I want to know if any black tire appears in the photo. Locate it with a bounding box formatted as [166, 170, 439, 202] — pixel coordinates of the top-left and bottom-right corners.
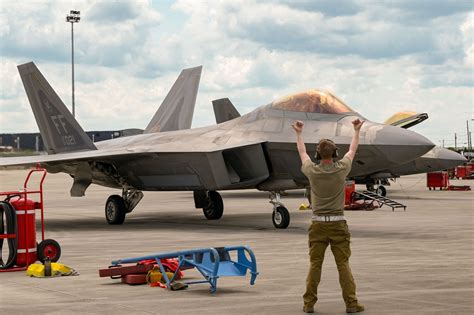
[105, 195, 127, 225]
[203, 191, 224, 220]
[376, 186, 387, 196]
[37, 239, 61, 263]
[272, 206, 290, 229]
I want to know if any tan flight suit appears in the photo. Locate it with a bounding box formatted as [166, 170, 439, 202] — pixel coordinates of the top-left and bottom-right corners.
[301, 156, 359, 309]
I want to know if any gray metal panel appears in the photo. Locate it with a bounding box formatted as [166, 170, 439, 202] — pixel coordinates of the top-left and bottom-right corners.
[144, 66, 202, 133]
[139, 175, 201, 187]
[212, 98, 241, 123]
[17, 62, 97, 154]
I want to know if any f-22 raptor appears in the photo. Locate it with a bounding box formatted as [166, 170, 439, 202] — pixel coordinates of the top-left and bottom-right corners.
[213, 100, 466, 197]
[1, 62, 436, 229]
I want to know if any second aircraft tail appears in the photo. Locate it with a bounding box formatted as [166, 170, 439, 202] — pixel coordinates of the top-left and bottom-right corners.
[145, 66, 202, 133]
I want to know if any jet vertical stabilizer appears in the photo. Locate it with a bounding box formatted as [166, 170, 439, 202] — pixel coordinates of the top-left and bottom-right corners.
[17, 62, 97, 154]
[145, 66, 202, 133]
[212, 98, 241, 123]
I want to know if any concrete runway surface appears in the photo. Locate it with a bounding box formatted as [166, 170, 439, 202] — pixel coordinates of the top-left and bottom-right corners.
[0, 170, 473, 314]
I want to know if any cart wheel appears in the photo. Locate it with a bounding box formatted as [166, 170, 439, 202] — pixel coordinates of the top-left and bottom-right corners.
[272, 206, 290, 229]
[376, 186, 387, 196]
[105, 195, 126, 225]
[37, 239, 61, 263]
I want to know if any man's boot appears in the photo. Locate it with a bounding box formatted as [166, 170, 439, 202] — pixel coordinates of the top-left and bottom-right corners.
[303, 305, 314, 313]
[346, 303, 364, 313]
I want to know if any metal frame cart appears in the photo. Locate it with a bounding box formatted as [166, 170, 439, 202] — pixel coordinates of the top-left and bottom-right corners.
[109, 246, 258, 293]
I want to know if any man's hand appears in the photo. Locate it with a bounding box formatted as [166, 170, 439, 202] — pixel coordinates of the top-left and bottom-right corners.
[292, 120, 304, 133]
[293, 121, 310, 163]
[345, 119, 364, 162]
[352, 119, 365, 131]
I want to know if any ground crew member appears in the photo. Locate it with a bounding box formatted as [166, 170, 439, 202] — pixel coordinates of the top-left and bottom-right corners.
[292, 119, 365, 314]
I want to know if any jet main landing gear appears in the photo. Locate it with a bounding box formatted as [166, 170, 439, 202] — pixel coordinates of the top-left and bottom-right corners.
[269, 192, 290, 229]
[105, 189, 144, 225]
[194, 190, 224, 220]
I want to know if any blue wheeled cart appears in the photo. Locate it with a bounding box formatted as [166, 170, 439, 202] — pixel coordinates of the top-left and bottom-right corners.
[111, 246, 258, 293]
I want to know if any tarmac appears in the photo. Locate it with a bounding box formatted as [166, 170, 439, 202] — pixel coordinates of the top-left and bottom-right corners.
[0, 169, 473, 315]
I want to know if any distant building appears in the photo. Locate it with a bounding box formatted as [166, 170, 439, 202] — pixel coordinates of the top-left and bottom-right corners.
[0, 129, 143, 152]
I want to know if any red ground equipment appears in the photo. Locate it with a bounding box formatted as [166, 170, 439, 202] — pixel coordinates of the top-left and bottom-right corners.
[455, 166, 468, 179]
[467, 162, 474, 174]
[0, 166, 61, 272]
[427, 171, 449, 190]
[426, 171, 471, 191]
[344, 181, 355, 205]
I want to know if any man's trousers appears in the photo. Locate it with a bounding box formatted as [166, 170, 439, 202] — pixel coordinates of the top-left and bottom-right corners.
[303, 221, 358, 307]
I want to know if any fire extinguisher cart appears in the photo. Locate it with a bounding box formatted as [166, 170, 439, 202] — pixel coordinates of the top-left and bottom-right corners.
[0, 167, 61, 272]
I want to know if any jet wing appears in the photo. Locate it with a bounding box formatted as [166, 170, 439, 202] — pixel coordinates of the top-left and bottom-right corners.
[0, 139, 270, 194]
[384, 111, 428, 129]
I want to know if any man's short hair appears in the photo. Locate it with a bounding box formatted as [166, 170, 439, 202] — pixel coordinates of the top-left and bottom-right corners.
[317, 139, 338, 159]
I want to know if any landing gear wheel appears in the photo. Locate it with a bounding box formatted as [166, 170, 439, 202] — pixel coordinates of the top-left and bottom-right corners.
[37, 239, 61, 263]
[272, 206, 290, 229]
[203, 191, 224, 220]
[105, 195, 127, 225]
[376, 186, 387, 196]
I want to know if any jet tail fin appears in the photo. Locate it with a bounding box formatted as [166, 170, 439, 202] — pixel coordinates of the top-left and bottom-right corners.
[17, 62, 97, 154]
[212, 98, 241, 123]
[145, 66, 202, 133]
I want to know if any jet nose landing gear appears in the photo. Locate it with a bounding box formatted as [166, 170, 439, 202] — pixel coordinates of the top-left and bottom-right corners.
[269, 192, 290, 229]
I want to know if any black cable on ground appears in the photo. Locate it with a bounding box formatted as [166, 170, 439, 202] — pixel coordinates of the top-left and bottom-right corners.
[0, 201, 17, 269]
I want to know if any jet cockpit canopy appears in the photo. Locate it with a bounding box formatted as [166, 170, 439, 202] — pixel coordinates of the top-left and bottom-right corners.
[272, 89, 356, 114]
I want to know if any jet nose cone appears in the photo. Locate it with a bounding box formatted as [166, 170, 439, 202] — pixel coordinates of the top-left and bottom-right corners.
[433, 147, 467, 168]
[371, 124, 435, 164]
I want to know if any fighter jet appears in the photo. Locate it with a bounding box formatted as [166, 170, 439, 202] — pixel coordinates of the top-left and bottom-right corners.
[213, 101, 465, 196]
[0, 62, 435, 229]
[351, 112, 466, 195]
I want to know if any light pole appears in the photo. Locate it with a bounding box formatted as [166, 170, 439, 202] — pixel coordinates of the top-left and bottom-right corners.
[66, 10, 80, 117]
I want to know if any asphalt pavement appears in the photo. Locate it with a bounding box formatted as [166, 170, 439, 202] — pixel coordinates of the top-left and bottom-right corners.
[0, 170, 473, 314]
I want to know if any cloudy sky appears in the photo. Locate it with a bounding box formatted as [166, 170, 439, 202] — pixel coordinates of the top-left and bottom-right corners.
[0, 0, 472, 148]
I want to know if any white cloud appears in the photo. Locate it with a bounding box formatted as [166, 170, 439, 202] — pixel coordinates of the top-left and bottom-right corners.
[460, 12, 474, 66]
[0, 0, 472, 147]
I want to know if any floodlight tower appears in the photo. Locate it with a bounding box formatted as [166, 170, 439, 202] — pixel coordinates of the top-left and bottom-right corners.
[66, 10, 80, 117]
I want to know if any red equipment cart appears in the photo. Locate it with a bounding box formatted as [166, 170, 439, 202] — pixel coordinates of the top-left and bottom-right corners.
[427, 171, 449, 190]
[455, 166, 468, 179]
[0, 166, 61, 272]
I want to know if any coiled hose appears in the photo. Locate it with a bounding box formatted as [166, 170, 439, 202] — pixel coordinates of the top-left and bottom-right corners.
[0, 201, 17, 269]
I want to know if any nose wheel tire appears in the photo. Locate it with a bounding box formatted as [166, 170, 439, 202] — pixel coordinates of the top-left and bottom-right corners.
[37, 239, 61, 263]
[203, 191, 224, 220]
[105, 195, 127, 225]
[272, 206, 290, 229]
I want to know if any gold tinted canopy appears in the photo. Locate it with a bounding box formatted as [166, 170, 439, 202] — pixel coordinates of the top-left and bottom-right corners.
[272, 90, 355, 114]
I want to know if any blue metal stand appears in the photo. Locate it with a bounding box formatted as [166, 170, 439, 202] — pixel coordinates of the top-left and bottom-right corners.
[111, 246, 258, 293]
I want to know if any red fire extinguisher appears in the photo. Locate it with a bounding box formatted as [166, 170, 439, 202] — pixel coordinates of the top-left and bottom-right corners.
[10, 197, 38, 266]
[0, 167, 61, 272]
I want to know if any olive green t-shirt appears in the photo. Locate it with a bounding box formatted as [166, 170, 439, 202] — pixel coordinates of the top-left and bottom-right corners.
[301, 156, 352, 218]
